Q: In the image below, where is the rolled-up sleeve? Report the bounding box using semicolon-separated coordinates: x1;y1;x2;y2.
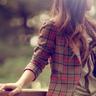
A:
24;21;56;80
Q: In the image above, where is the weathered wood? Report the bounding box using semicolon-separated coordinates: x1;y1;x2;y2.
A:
0;89;47;96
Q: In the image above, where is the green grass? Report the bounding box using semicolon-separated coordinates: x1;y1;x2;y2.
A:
0;57;31;83
0;41;51;88
0;57;51;88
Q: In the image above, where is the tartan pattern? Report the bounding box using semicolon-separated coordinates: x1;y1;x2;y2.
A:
24;20;82;96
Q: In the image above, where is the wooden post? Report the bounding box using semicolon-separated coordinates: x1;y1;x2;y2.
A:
0;89;47;96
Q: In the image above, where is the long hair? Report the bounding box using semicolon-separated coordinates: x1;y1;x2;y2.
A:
50;0;96;64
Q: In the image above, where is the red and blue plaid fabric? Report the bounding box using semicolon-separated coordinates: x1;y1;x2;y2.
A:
24;20;82;96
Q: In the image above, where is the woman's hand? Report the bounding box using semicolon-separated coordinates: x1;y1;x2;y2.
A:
0;83;22;96
0;70;36;96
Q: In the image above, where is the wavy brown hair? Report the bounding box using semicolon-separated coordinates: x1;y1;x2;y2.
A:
50;0;96;64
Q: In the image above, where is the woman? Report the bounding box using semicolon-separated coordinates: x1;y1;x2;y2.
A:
0;0;96;96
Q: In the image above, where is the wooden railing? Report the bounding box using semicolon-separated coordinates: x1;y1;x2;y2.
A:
0;89;47;96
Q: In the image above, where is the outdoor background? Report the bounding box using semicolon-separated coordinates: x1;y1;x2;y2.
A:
0;0;96;89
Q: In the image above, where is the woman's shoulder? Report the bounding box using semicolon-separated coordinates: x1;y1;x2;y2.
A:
40;19;58;32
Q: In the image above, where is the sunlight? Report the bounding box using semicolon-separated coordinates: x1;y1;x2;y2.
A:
30;36;38;47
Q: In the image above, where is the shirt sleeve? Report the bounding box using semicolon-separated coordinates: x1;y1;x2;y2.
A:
24;21;56;81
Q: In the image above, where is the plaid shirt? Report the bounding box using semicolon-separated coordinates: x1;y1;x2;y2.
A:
24;20;82;96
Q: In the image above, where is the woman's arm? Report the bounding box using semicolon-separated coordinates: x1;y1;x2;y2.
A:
0;20;56;96
0;70;35;96
16;70;35;87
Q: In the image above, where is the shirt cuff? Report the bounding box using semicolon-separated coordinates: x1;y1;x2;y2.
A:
24;62;42;81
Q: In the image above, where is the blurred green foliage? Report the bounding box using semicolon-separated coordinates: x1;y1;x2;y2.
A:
0;0;52;88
